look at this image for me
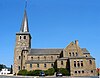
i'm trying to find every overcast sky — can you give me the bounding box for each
[0,0,100,68]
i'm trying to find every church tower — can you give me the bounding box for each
[13,9,31,75]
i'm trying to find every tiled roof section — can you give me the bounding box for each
[26,60,55,64]
[28,48,63,55]
[81,48,90,54]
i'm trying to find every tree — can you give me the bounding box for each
[44,68,55,76]
[17,70,28,76]
[27,70,34,76]
[33,70,41,76]
[0,64,6,71]
[57,68,70,76]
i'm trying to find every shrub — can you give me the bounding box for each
[17,70,28,76]
[57,68,70,76]
[44,70,48,76]
[33,70,41,76]
[47,68,55,76]
[27,70,34,76]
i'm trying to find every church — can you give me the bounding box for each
[13,9,96,76]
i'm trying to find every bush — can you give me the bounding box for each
[27,70,34,76]
[17,70,28,76]
[44,70,48,76]
[33,70,41,76]
[46,68,55,76]
[57,68,70,76]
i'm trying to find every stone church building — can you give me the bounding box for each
[13,9,96,76]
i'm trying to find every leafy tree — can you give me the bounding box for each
[33,70,41,76]
[27,70,34,76]
[45,68,55,76]
[17,70,28,76]
[57,68,70,76]
[0,64,6,71]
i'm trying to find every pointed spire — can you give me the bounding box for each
[20,9,29,32]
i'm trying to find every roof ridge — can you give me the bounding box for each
[31,48,63,49]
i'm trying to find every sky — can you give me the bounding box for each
[0,0,100,68]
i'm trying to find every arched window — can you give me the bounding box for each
[44,56,46,60]
[44,64,46,68]
[38,56,40,60]
[30,64,32,68]
[76,52,78,56]
[73,52,74,56]
[18,66,20,70]
[51,56,53,60]
[89,60,92,64]
[81,61,83,67]
[82,70,84,73]
[19,36,21,40]
[31,57,33,60]
[24,36,26,39]
[51,63,53,67]
[61,61,63,65]
[19,56,21,60]
[23,66,25,69]
[74,61,76,67]
[75,71,77,74]
[37,64,39,68]
[77,61,80,67]
[69,52,71,56]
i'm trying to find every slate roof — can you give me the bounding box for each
[20,9,29,32]
[28,48,63,55]
[81,48,90,54]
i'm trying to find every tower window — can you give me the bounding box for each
[19,36,21,39]
[24,36,26,39]
[89,60,92,64]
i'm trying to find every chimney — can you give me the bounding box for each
[75,40,78,46]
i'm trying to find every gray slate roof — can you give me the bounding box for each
[81,48,90,54]
[28,48,63,55]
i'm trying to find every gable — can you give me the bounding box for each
[64,41,84,57]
